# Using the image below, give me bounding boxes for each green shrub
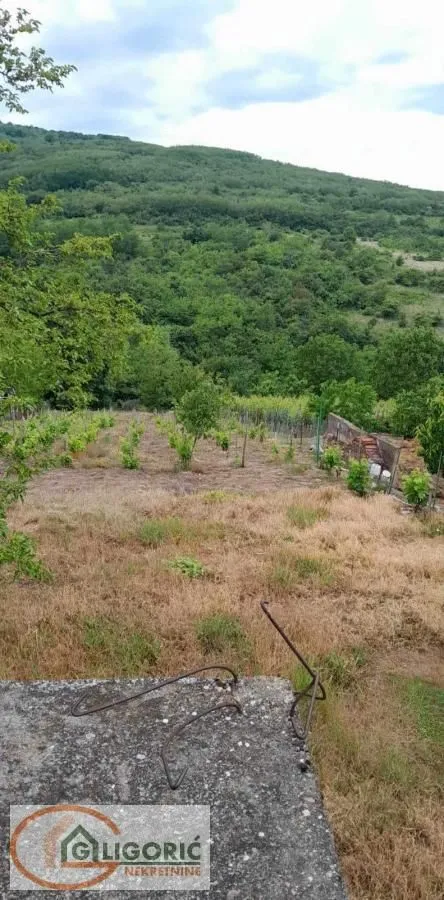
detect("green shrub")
[166,426,194,470]
[56,452,73,467]
[321,446,342,474]
[195,613,249,655]
[176,380,221,439]
[0,530,51,581]
[402,470,430,510]
[121,420,144,469]
[167,556,207,578]
[347,459,371,496]
[67,435,87,453]
[214,431,230,451]
[96,412,115,428]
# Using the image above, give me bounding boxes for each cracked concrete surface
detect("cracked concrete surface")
[0,677,347,899]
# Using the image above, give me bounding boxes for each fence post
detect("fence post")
[387,446,401,495]
[429,450,443,510]
[315,406,323,464]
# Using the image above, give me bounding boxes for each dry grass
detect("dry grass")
[1,415,443,899]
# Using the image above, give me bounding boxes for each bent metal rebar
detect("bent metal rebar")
[260,600,326,745]
[71,664,241,790]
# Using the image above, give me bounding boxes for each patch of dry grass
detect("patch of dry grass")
[1,418,443,900]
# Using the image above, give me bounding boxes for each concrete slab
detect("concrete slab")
[0,677,347,899]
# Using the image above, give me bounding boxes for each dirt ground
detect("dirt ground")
[27,413,326,502]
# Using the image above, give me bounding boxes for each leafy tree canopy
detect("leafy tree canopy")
[0,6,75,114]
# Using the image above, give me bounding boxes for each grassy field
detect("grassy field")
[1,414,443,899]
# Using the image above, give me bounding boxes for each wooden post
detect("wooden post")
[241,429,248,468]
[429,449,443,511]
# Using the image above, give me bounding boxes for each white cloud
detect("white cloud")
[2,0,444,188]
[3,0,116,24]
[154,94,444,191]
[144,50,210,118]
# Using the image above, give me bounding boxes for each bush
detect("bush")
[321,446,342,474]
[347,459,371,496]
[55,452,73,467]
[214,430,230,451]
[167,427,194,469]
[121,420,144,469]
[167,556,207,578]
[67,435,87,453]
[402,470,430,510]
[176,380,221,440]
[417,392,444,474]
[0,530,51,581]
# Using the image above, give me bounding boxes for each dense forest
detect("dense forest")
[1,121,444,435]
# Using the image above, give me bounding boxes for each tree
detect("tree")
[373,328,444,400]
[156,379,221,470]
[123,326,195,410]
[317,378,377,429]
[391,378,444,438]
[297,335,358,393]
[417,393,444,475]
[0,6,75,113]
[402,470,430,511]
[176,380,221,443]
[347,459,371,496]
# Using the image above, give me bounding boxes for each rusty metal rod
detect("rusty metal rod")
[71,665,238,717]
[161,698,243,790]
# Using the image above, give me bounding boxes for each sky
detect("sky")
[2,0,444,190]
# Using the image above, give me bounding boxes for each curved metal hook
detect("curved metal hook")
[71,665,238,717]
[161,698,243,790]
[260,600,326,742]
[290,671,322,741]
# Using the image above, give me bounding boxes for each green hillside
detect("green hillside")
[1,121,443,420]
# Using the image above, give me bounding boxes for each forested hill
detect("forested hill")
[1,120,444,415]
[2,121,444,252]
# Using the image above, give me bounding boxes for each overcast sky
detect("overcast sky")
[2,0,444,190]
